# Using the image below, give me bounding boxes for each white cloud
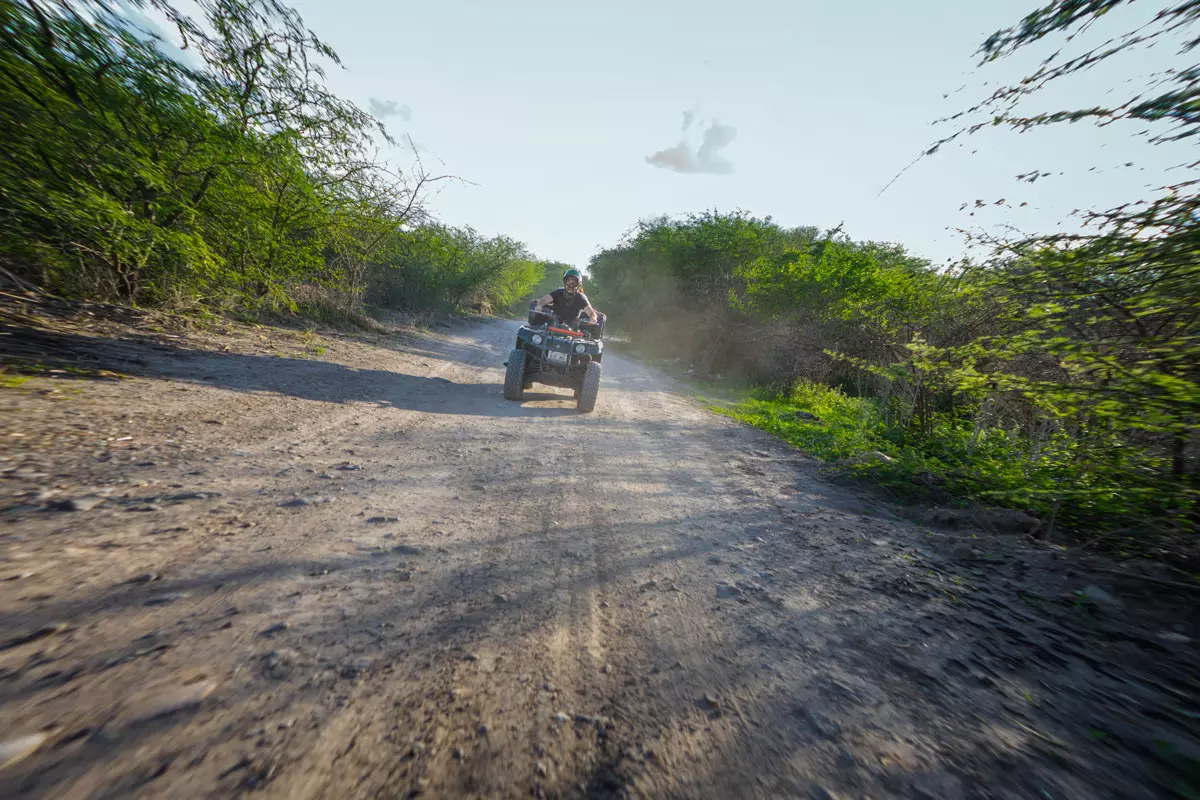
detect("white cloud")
[646,111,737,175]
[368,98,414,122]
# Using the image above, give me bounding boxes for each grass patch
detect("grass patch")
[710,379,888,462]
[0,372,32,389]
[708,380,1197,557]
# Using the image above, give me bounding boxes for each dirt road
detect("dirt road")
[1,316,1197,799]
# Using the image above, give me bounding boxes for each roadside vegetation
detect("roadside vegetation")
[0,0,552,324]
[589,2,1198,564]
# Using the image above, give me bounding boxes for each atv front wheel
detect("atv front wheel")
[576,361,601,413]
[503,349,526,400]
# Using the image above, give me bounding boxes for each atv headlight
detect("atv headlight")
[531,334,543,345]
[574,343,586,354]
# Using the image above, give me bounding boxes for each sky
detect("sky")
[262,0,1189,269]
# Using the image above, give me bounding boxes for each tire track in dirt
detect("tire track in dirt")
[2,318,1197,800]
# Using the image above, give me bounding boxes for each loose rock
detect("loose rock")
[258,622,290,637]
[123,679,216,724]
[1080,585,1123,610]
[1,622,71,652]
[143,592,186,606]
[262,649,298,680]
[279,496,331,507]
[0,733,47,769]
[49,495,105,512]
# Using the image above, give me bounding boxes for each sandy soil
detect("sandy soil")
[0,308,1197,799]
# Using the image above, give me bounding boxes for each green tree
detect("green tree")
[942,1,1197,533]
[0,0,439,311]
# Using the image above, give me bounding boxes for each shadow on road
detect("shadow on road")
[0,325,589,418]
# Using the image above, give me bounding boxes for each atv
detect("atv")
[503,302,605,412]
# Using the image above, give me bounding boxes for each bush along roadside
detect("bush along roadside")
[708,379,1198,572]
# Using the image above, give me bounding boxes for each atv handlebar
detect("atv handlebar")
[527,302,606,339]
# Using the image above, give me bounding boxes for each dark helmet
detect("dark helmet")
[562,267,583,294]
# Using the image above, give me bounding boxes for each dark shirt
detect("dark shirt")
[548,289,590,322]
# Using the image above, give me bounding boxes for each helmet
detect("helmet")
[562,268,583,295]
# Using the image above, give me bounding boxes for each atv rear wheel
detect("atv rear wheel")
[576,361,601,413]
[503,349,526,400]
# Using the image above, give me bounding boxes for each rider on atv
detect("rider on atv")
[536,268,599,325]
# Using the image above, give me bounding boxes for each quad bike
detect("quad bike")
[503,301,605,412]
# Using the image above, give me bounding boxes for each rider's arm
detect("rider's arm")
[579,298,598,321]
[536,293,555,309]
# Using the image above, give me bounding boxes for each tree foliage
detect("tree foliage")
[0,0,546,314]
[924,0,1199,544]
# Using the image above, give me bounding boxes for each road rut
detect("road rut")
[1,317,1197,799]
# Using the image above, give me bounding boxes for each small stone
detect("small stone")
[143,593,186,606]
[574,713,613,729]
[1080,585,1123,610]
[493,594,509,604]
[716,583,743,599]
[696,694,723,717]
[162,491,224,502]
[452,747,464,760]
[1,622,71,650]
[602,663,612,674]
[279,496,331,507]
[0,733,48,769]
[477,723,490,736]
[258,622,289,637]
[340,658,372,679]
[536,761,548,776]
[553,712,571,724]
[125,572,161,585]
[123,679,216,724]
[49,495,104,512]
[262,650,297,680]
[639,580,659,591]
[366,516,400,524]
[392,544,421,556]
